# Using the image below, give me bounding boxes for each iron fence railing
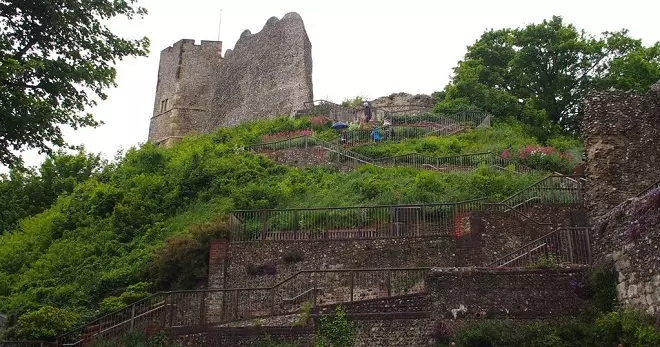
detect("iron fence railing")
[386,111,491,129]
[56,268,428,346]
[0,342,56,347]
[488,227,591,268]
[637,179,660,197]
[493,175,585,216]
[228,199,485,242]
[301,100,359,123]
[251,136,539,174]
[372,152,537,174]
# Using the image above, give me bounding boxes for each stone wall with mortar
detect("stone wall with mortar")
[371,92,435,112]
[256,148,356,171]
[207,13,313,128]
[466,204,588,265]
[171,326,314,346]
[149,39,221,145]
[214,237,456,289]
[582,88,660,219]
[351,318,433,347]
[149,13,313,144]
[592,189,660,315]
[427,267,589,320]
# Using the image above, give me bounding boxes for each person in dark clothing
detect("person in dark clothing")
[363,101,372,123]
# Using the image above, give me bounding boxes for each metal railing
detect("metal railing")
[228,199,485,242]
[301,100,359,122]
[493,175,585,216]
[56,268,428,346]
[386,111,491,129]
[251,136,538,174]
[0,342,56,347]
[372,152,537,174]
[250,135,377,169]
[488,227,591,268]
[637,179,660,197]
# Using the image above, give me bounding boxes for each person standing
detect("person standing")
[363,101,372,123]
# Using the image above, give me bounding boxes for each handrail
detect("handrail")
[58,267,431,342]
[489,228,558,267]
[499,174,584,205]
[252,136,540,175]
[488,227,591,267]
[637,179,660,197]
[499,243,548,268]
[229,197,488,213]
[483,202,552,226]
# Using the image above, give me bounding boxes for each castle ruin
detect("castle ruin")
[148,12,313,146]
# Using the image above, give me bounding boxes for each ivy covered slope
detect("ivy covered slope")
[0,116,561,338]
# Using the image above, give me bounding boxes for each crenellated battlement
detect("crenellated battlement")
[148,12,313,146]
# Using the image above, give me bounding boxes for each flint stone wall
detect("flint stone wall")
[466,204,587,265]
[256,148,356,171]
[215,237,456,289]
[582,89,660,219]
[427,267,589,320]
[592,189,660,315]
[208,13,313,128]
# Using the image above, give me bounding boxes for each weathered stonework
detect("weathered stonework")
[351,318,434,347]
[466,204,587,265]
[215,237,456,289]
[149,13,313,145]
[371,92,435,112]
[582,88,660,219]
[427,267,589,320]
[257,148,356,171]
[592,189,660,315]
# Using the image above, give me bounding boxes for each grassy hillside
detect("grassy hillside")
[0,116,559,339]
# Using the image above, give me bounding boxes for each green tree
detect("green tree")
[435,16,660,134]
[0,150,103,233]
[0,0,150,168]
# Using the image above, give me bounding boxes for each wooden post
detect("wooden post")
[129,304,136,331]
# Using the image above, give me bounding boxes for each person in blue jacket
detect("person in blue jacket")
[371,125,382,142]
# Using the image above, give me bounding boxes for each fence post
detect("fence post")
[585,228,592,264]
[199,291,207,326]
[566,229,575,263]
[387,270,392,297]
[270,287,276,316]
[313,272,318,307]
[350,271,354,302]
[129,304,136,331]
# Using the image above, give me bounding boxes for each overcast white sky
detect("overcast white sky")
[10,0,660,170]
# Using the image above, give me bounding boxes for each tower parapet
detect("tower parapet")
[148,12,313,145]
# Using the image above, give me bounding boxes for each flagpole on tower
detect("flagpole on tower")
[217,9,223,42]
[217,9,223,58]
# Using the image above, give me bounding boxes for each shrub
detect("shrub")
[149,217,228,290]
[502,145,575,173]
[586,262,618,313]
[314,305,355,347]
[8,306,79,341]
[99,282,150,314]
[246,263,278,276]
[282,249,305,263]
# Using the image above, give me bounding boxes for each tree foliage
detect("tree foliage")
[0,149,103,233]
[0,0,150,168]
[0,116,548,340]
[435,15,660,135]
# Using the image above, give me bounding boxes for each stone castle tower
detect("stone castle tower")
[148,12,313,146]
